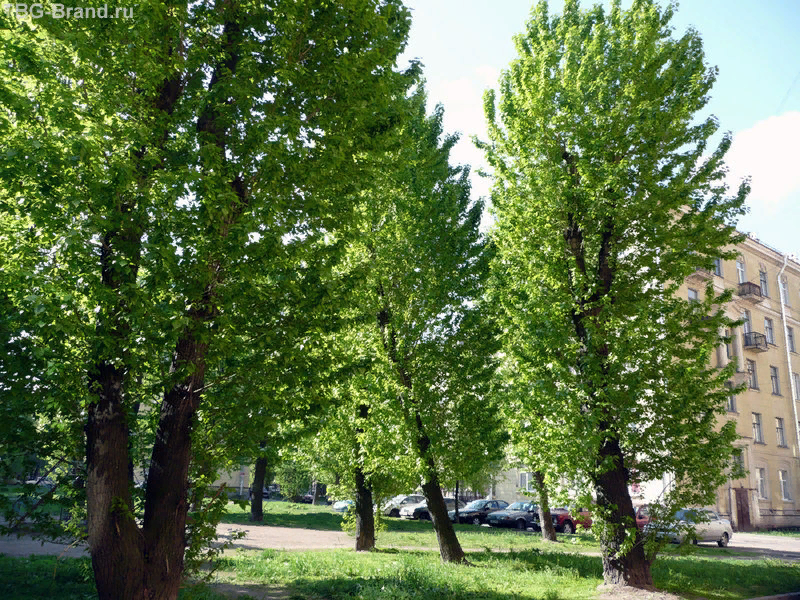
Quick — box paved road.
[2,526,800,561]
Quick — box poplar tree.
[481,0,747,586]
[343,91,507,563]
[1,2,413,598]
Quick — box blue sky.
[398,0,800,258]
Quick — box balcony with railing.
[743,331,768,352]
[737,281,764,304]
[687,267,714,284]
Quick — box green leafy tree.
[1,2,413,598]
[340,90,508,563]
[481,0,747,586]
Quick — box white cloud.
[725,112,800,213]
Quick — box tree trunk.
[86,363,146,600]
[250,456,268,521]
[532,471,557,542]
[312,481,325,505]
[421,468,466,564]
[595,436,652,586]
[354,402,375,551]
[354,465,375,551]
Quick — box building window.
[747,359,758,389]
[788,327,796,353]
[713,258,722,276]
[725,329,733,359]
[779,470,792,501]
[780,277,790,305]
[756,467,768,499]
[519,472,534,492]
[776,417,787,447]
[771,366,781,395]
[741,310,751,334]
[736,259,746,284]
[752,412,764,443]
[765,318,775,344]
[794,372,800,397]
[688,288,699,303]
[760,270,770,297]
[726,382,737,412]
[733,449,745,473]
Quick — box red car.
[634,505,651,530]
[551,507,592,534]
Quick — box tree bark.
[354,402,375,551]
[250,456,268,521]
[594,436,652,586]
[420,466,466,564]
[532,471,557,542]
[354,465,375,551]
[86,363,146,600]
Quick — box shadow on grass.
[651,554,800,600]
[469,547,604,579]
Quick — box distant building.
[682,235,800,529]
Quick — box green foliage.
[482,0,748,549]
[339,88,508,490]
[273,461,312,502]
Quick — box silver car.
[645,508,733,547]
[381,494,425,517]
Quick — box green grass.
[214,547,601,600]
[6,502,797,599]
[0,555,228,600]
[652,555,800,599]
[749,529,800,538]
[212,546,800,600]
[222,500,345,530]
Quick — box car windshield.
[464,500,487,510]
[674,509,701,523]
[507,502,532,511]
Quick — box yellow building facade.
[681,235,800,529]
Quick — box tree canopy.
[481,0,748,586]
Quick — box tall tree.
[481,0,747,587]
[1,2,414,598]
[344,91,507,563]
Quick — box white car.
[381,494,425,517]
[332,500,354,513]
[645,508,733,547]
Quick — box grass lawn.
[213,547,800,600]
[3,501,798,599]
[750,529,800,538]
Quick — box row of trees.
[1,0,748,596]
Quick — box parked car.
[551,507,592,534]
[381,494,425,517]
[399,498,464,520]
[644,508,732,547]
[448,499,509,525]
[486,501,540,531]
[332,499,354,513]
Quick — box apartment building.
[680,235,800,529]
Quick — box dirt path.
[0,524,353,558]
